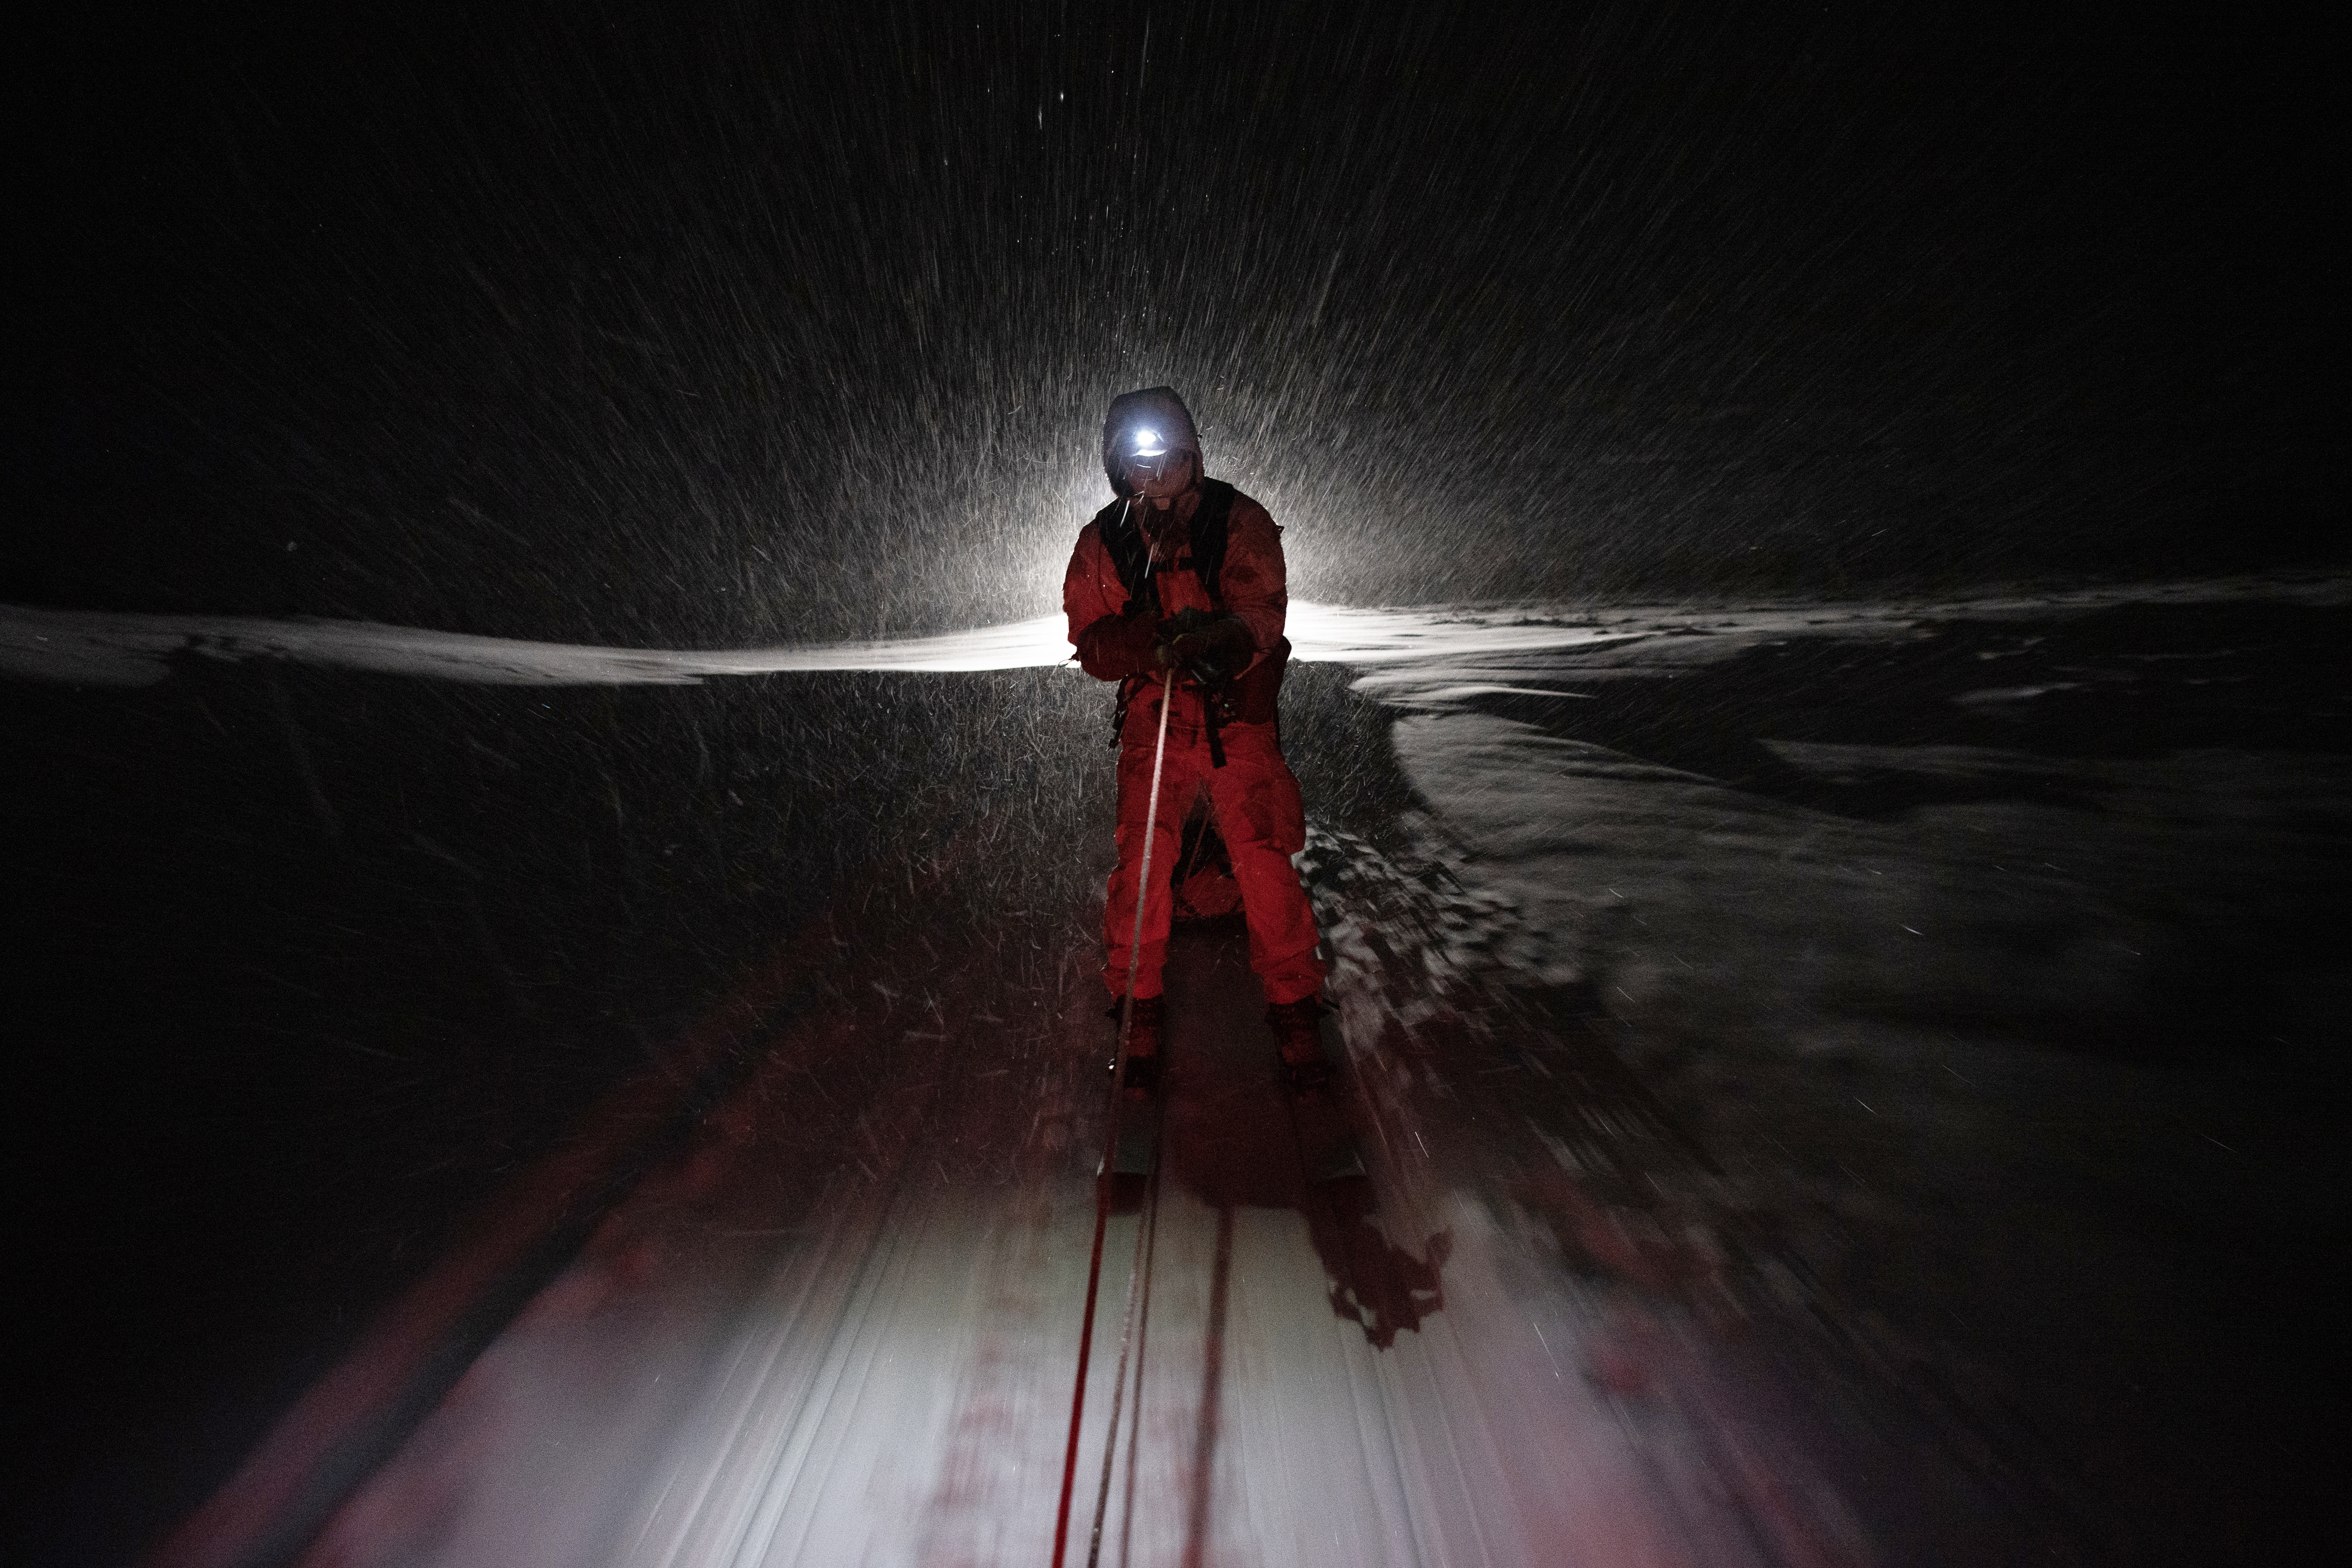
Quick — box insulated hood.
[1101,386,1202,496]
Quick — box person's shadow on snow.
[1307,1175,1450,1349]
[1139,921,1452,1351]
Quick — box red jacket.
[1062,484,1288,739]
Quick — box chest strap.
[1097,478,1243,755]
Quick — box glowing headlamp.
[1128,428,1170,458]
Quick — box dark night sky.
[9,1,2340,644]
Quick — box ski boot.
[1265,996,1334,1094]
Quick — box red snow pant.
[1103,717,1325,1006]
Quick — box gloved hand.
[1076,611,1162,680]
[1155,607,1254,684]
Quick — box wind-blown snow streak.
[4,573,2343,688]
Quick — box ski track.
[278,919,1731,1568]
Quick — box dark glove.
[1155,607,1255,684]
[1076,611,1161,680]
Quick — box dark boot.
[1265,996,1334,1094]
[1107,994,1165,1099]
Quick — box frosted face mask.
[1120,426,1191,499]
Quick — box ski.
[1101,1050,1163,1177]
[1283,1007,1366,1183]
[1106,1086,1161,1176]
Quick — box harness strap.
[1097,479,1241,753]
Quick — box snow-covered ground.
[84,573,2345,1566]
[1335,587,2345,1564]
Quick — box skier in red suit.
[1064,387,1328,1098]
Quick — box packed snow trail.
[148,774,1869,1568]
[236,917,1745,1568]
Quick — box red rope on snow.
[1052,655,1174,1567]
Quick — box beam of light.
[0,604,1083,687]
[0,602,1636,687]
[5,572,2343,690]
